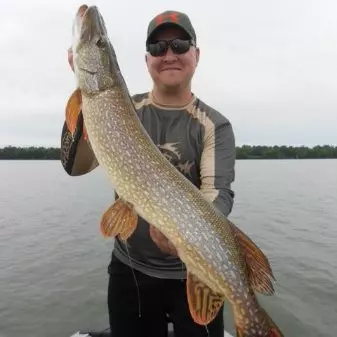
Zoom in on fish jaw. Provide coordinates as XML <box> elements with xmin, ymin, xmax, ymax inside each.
<box><xmin>72</xmin><ymin>5</ymin><xmax>119</xmax><ymax>96</ymax></box>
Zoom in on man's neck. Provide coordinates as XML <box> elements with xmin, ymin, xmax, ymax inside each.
<box><xmin>151</xmin><ymin>86</ymin><xmax>193</xmax><ymax>108</ymax></box>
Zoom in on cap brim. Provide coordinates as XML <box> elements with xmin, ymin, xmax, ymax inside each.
<box><xmin>146</xmin><ymin>22</ymin><xmax>192</xmax><ymax>45</ymax></box>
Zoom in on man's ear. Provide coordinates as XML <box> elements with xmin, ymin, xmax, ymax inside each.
<box><xmin>145</xmin><ymin>53</ymin><xmax>148</xmax><ymax>63</ymax></box>
<box><xmin>195</xmin><ymin>47</ymin><xmax>200</xmax><ymax>65</ymax></box>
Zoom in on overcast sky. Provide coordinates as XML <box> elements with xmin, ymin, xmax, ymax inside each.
<box><xmin>1</xmin><ymin>0</ymin><xmax>336</xmax><ymax>147</ymax></box>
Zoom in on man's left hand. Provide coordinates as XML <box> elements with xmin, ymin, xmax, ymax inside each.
<box><xmin>149</xmin><ymin>225</ymin><xmax>178</xmax><ymax>257</ymax></box>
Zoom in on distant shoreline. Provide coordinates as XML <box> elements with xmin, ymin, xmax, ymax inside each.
<box><xmin>1</xmin><ymin>145</ymin><xmax>336</xmax><ymax>160</ymax></box>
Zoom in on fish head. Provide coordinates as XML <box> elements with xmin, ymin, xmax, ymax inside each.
<box><xmin>72</xmin><ymin>4</ymin><xmax>117</xmax><ymax>95</ymax></box>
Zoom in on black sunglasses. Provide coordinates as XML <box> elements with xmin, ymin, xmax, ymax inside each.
<box><xmin>146</xmin><ymin>39</ymin><xmax>196</xmax><ymax>57</ymax></box>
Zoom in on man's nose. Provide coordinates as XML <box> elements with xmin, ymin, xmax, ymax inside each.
<box><xmin>163</xmin><ymin>47</ymin><xmax>178</xmax><ymax>62</ymax></box>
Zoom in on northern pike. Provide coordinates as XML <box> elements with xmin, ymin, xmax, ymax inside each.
<box><xmin>66</xmin><ymin>4</ymin><xmax>284</xmax><ymax>336</ymax></box>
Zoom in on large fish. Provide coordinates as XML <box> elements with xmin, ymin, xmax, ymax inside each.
<box><xmin>66</xmin><ymin>4</ymin><xmax>284</xmax><ymax>337</ymax></box>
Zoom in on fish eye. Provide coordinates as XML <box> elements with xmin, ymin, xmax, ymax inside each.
<box><xmin>96</xmin><ymin>38</ymin><xmax>105</xmax><ymax>48</ymax></box>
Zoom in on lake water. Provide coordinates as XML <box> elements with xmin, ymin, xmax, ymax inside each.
<box><xmin>0</xmin><ymin>159</ymin><xmax>336</xmax><ymax>337</ymax></box>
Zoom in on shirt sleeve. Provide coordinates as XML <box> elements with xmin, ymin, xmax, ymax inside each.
<box><xmin>60</xmin><ymin>111</ymin><xmax>99</xmax><ymax>176</ymax></box>
<box><xmin>199</xmin><ymin>118</ymin><xmax>236</xmax><ymax>216</ymax></box>
<box><xmin>60</xmin><ymin>94</ymin><xmax>142</xmax><ymax>176</ymax></box>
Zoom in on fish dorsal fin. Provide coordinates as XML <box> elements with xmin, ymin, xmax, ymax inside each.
<box><xmin>186</xmin><ymin>272</ymin><xmax>225</xmax><ymax>325</ymax></box>
<box><xmin>229</xmin><ymin>221</ymin><xmax>276</xmax><ymax>295</ymax></box>
<box><xmin>100</xmin><ymin>198</ymin><xmax>138</xmax><ymax>241</ymax></box>
<box><xmin>65</xmin><ymin>88</ymin><xmax>88</xmax><ymax>140</ymax></box>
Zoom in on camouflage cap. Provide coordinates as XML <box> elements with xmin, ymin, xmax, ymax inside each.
<box><xmin>146</xmin><ymin>10</ymin><xmax>197</xmax><ymax>45</ymax></box>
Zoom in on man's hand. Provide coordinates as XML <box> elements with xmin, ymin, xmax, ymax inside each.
<box><xmin>67</xmin><ymin>5</ymin><xmax>88</xmax><ymax>73</ymax></box>
<box><xmin>149</xmin><ymin>225</ymin><xmax>178</xmax><ymax>257</ymax></box>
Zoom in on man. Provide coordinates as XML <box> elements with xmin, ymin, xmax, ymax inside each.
<box><xmin>61</xmin><ymin>9</ymin><xmax>236</xmax><ymax>337</ymax></box>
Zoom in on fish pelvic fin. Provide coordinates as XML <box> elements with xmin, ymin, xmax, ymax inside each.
<box><xmin>186</xmin><ymin>272</ymin><xmax>225</xmax><ymax>325</ymax></box>
<box><xmin>229</xmin><ymin>220</ymin><xmax>276</xmax><ymax>296</ymax></box>
<box><xmin>65</xmin><ymin>88</ymin><xmax>88</xmax><ymax>140</ymax></box>
<box><xmin>100</xmin><ymin>198</ymin><xmax>138</xmax><ymax>240</ymax></box>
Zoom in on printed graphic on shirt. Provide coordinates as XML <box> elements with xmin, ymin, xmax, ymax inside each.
<box><xmin>157</xmin><ymin>142</ymin><xmax>195</xmax><ymax>178</ymax></box>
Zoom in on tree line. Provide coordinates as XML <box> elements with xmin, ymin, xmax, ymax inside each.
<box><xmin>236</xmin><ymin>145</ymin><xmax>337</xmax><ymax>159</ymax></box>
<box><xmin>0</xmin><ymin>145</ymin><xmax>336</xmax><ymax>160</ymax></box>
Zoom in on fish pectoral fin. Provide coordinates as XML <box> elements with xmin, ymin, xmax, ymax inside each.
<box><xmin>100</xmin><ymin>198</ymin><xmax>138</xmax><ymax>240</ymax></box>
<box><xmin>65</xmin><ymin>88</ymin><xmax>88</xmax><ymax>140</ymax></box>
<box><xmin>186</xmin><ymin>272</ymin><xmax>225</xmax><ymax>325</ymax></box>
<box><xmin>229</xmin><ymin>221</ymin><xmax>276</xmax><ymax>295</ymax></box>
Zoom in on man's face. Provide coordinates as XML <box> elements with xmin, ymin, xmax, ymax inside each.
<box><xmin>145</xmin><ymin>26</ymin><xmax>200</xmax><ymax>91</ymax></box>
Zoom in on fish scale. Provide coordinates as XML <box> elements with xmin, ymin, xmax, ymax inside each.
<box><xmin>67</xmin><ymin>5</ymin><xmax>284</xmax><ymax>336</ymax></box>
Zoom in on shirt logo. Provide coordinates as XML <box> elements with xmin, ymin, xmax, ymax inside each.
<box><xmin>157</xmin><ymin>142</ymin><xmax>194</xmax><ymax>177</ymax></box>
<box><xmin>155</xmin><ymin>12</ymin><xmax>179</xmax><ymax>25</ymax></box>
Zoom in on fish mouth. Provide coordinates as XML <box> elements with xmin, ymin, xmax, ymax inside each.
<box><xmin>73</xmin><ymin>4</ymin><xmax>108</xmax><ymax>46</ymax></box>
<box><xmin>78</xmin><ymin>67</ymin><xmax>97</xmax><ymax>75</ymax></box>
<box><xmin>72</xmin><ymin>4</ymin><xmax>110</xmax><ymax>75</ymax></box>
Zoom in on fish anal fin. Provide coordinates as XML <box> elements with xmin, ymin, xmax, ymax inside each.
<box><xmin>229</xmin><ymin>221</ymin><xmax>275</xmax><ymax>296</ymax></box>
<box><xmin>186</xmin><ymin>272</ymin><xmax>225</xmax><ymax>325</ymax></box>
<box><xmin>100</xmin><ymin>198</ymin><xmax>138</xmax><ymax>240</ymax></box>
<box><xmin>65</xmin><ymin>88</ymin><xmax>88</xmax><ymax>140</ymax></box>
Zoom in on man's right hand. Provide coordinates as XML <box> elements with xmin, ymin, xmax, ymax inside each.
<box><xmin>68</xmin><ymin>5</ymin><xmax>88</xmax><ymax>73</ymax></box>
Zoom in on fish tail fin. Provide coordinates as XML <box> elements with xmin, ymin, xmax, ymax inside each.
<box><xmin>235</xmin><ymin>304</ymin><xmax>284</xmax><ymax>337</ymax></box>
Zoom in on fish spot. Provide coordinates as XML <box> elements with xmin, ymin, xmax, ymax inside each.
<box><xmin>230</xmin><ymin>270</ymin><xmax>236</xmax><ymax>280</ymax></box>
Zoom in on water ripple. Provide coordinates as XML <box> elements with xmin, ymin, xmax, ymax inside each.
<box><xmin>1</xmin><ymin>159</ymin><xmax>337</xmax><ymax>337</ymax></box>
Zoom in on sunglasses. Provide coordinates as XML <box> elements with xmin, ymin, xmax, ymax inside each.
<box><xmin>146</xmin><ymin>38</ymin><xmax>196</xmax><ymax>57</ymax></box>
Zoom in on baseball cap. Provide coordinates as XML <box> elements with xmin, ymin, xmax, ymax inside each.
<box><xmin>146</xmin><ymin>10</ymin><xmax>197</xmax><ymax>46</ymax></box>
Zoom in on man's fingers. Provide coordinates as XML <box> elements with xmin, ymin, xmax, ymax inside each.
<box><xmin>149</xmin><ymin>225</ymin><xmax>178</xmax><ymax>256</ymax></box>
<box><xmin>149</xmin><ymin>225</ymin><xmax>163</xmax><ymax>240</ymax></box>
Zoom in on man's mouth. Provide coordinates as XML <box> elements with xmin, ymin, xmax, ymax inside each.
<box><xmin>161</xmin><ymin>67</ymin><xmax>181</xmax><ymax>72</ymax></box>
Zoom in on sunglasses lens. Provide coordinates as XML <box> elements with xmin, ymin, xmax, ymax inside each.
<box><xmin>147</xmin><ymin>39</ymin><xmax>193</xmax><ymax>57</ymax></box>
<box><xmin>148</xmin><ymin>41</ymin><xmax>168</xmax><ymax>56</ymax></box>
<box><xmin>170</xmin><ymin>39</ymin><xmax>191</xmax><ymax>54</ymax></box>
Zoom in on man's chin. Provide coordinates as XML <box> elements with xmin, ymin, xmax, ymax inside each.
<box><xmin>161</xmin><ymin>81</ymin><xmax>182</xmax><ymax>91</ymax></box>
